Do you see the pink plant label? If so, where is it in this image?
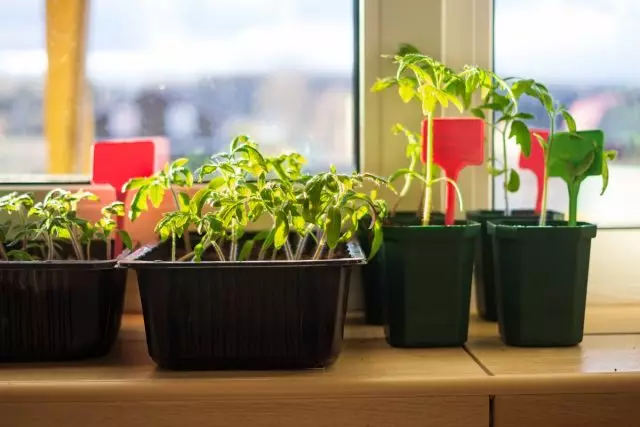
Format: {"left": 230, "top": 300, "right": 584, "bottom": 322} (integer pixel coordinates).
{"left": 518, "top": 129, "right": 548, "bottom": 214}
{"left": 91, "top": 137, "right": 170, "bottom": 253}
{"left": 422, "top": 117, "right": 484, "bottom": 225}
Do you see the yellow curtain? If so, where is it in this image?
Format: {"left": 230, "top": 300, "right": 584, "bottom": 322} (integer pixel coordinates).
{"left": 45, "top": 0, "right": 91, "bottom": 174}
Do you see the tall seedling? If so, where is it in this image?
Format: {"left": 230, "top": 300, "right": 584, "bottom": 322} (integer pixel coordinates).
{"left": 520, "top": 80, "right": 617, "bottom": 225}
{"left": 372, "top": 52, "right": 514, "bottom": 225}
{"left": 471, "top": 79, "right": 535, "bottom": 215}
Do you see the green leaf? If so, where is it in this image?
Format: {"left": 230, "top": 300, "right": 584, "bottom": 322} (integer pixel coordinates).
{"left": 122, "top": 177, "right": 148, "bottom": 192}
{"left": 575, "top": 150, "right": 596, "bottom": 177}
{"left": 601, "top": 150, "right": 617, "bottom": 195}
{"left": 190, "top": 188, "right": 209, "bottom": 216}
{"left": 398, "top": 81, "right": 415, "bottom": 103}
{"left": 149, "top": 184, "right": 165, "bottom": 208}
{"left": 397, "top": 43, "right": 420, "bottom": 55}
{"left": 371, "top": 77, "right": 397, "bottom": 92}
{"left": 7, "top": 249, "right": 33, "bottom": 261}
{"left": 471, "top": 108, "right": 485, "bottom": 119}
{"left": 442, "top": 91, "right": 464, "bottom": 113}
{"left": 325, "top": 206, "right": 341, "bottom": 249}
{"left": 511, "top": 79, "right": 534, "bottom": 98}
{"left": 292, "top": 215, "right": 306, "bottom": 231}
{"left": 178, "top": 192, "right": 190, "bottom": 213}
{"left": 505, "top": 169, "right": 520, "bottom": 192}
{"left": 560, "top": 109, "right": 577, "bottom": 133}
{"left": 101, "top": 201, "right": 125, "bottom": 217}
{"left": 230, "top": 135, "right": 250, "bottom": 151}
{"left": 184, "top": 169, "right": 194, "bottom": 187}
{"left": 509, "top": 120, "right": 531, "bottom": 157}
{"left": 549, "top": 130, "right": 604, "bottom": 185}
{"left": 369, "top": 221, "right": 383, "bottom": 260}
{"left": 172, "top": 158, "right": 189, "bottom": 169}
{"left": 486, "top": 163, "right": 505, "bottom": 177}
{"left": 193, "top": 241, "right": 205, "bottom": 262}
{"left": 513, "top": 112, "right": 535, "bottom": 120}
{"left": 532, "top": 132, "right": 548, "bottom": 150}
{"left": 274, "top": 211, "right": 289, "bottom": 249}
{"left": 129, "top": 188, "right": 149, "bottom": 220}
{"left": 419, "top": 85, "right": 438, "bottom": 115}
{"left": 118, "top": 230, "right": 133, "bottom": 250}
{"left": 238, "top": 240, "right": 255, "bottom": 261}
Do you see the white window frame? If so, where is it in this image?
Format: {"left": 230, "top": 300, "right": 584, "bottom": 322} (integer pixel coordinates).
{"left": 361, "top": 0, "right": 640, "bottom": 305}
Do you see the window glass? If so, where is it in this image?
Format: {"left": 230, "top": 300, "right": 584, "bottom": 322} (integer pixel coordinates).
{"left": 0, "top": 0, "right": 355, "bottom": 178}
{"left": 494, "top": 0, "right": 640, "bottom": 226}
{"left": 88, "top": 0, "right": 356, "bottom": 173}
{"left": 0, "top": 0, "right": 45, "bottom": 175}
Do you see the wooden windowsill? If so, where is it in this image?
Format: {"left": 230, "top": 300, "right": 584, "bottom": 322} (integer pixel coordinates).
{"left": 2, "top": 305, "right": 640, "bottom": 427}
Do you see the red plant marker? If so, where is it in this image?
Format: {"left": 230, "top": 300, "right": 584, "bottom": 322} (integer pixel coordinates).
{"left": 422, "top": 117, "right": 485, "bottom": 225}
{"left": 91, "top": 137, "right": 170, "bottom": 253}
{"left": 518, "top": 129, "right": 548, "bottom": 214}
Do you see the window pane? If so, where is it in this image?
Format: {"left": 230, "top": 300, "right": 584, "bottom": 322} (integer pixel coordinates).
{"left": 88, "top": 0, "right": 356, "bottom": 173}
{"left": 0, "top": 0, "right": 46, "bottom": 175}
{"left": 494, "top": 0, "right": 639, "bottom": 226}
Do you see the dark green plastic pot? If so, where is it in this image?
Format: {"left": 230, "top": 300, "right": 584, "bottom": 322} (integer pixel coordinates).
{"left": 382, "top": 219, "right": 480, "bottom": 347}
{"left": 488, "top": 218, "right": 597, "bottom": 347}
{"left": 358, "top": 212, "right": 444, "bottom": 325}
{"left": 466, "top": 209, "right": 565, "bottom": 322}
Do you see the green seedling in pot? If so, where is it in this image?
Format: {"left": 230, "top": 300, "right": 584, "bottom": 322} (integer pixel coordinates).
{"left": 373, "top": 50, "right": 515, "bottom": 225}
{"left": 521, "top": 79, "right": 618, "bottom": 226}
{"left": 471, "top": 78, "right": 536, "bottom": 215}
{"left": 386, "top": 123, "right": 441, "bottom": 217}
{"left": 549, "top": 130, "right": 617, "bottom": 226}
{"left": 126, "top": 136, "right": 388, "bottom": 262}
{"left": 123, "top": 157, "right": 195, "bottom": 253}
{"left": 0, "top": 190, "right": 131, "bottom": 261}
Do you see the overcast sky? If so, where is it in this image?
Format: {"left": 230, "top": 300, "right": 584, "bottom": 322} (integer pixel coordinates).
{"left": 495, "top": 0, "right": 640, "bottom": 85}
{"left": 0, "top": 0, "right": 637, "bottom": 86}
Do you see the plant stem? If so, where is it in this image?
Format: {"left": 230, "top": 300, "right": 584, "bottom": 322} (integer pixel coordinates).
{"left": 284, "top": 240, "right": 294, "bottom": 260}
{"left": 539, "top": 115, "right": 555, "bottom": 226}
{"left": 258, "top": 244, "right": 268, "bottom": 260}
{"left": 313, "top": 235, "right": 327, "bottom": 260}
{"left": 417, "top": 163, "right": 427, "bottom": 217}
{"left": 211, "top": 240, "right": 226, "bottom": 261}
{"left": 86, "top": 242, "right": 91, "bottom": 260}
{"left": 568, "top": 181, "right": 579, "bottom": 227}
{"left": 421, "top": 113, "right": 434, "bottom": 226}
{"left": 393, "top": 154, "right": 417, "bottom": 216}
{"left": 106, "top": 239, "right": 112, "bottom": 260}
{"left": 170, "top": 186, "right": 192, "bottom": 252}
{"left": 47, "top": 233, "right": 54, "bottom": 261}
{"left": 171, "top": 231, "right": 176, "bottom": 262}
{"left": 502, "top": 129, "right": 510, "bottom": 215}
{"left": 327, "top": 247, "right": 335, "bottom": 259}
{"left": 183, "top": 226, "right": 192, "bottom": 252}
{"left": 295, "top": 232, "right": 309, "bottom": 260}
{"left": 271, "top": 248, "right": 278, "bottom": 260}
{"left": 0, "top": 242, "right": 8, "bottom": 261}
{"left": 67, "top": 227, "right": 84, "bottom": 260}
{"left": 229, "top": 224, "right": 237, "bottom": 261}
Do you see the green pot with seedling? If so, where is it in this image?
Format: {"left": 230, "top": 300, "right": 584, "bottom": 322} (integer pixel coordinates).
{"left": 120, "top": 136, "right": 387, "bottom": 369}
{"left": 370, "top": 50, "right": 516, "bottom": 347}
{"left": 467, "top": 79, "right": 564, "bottom": 321}
{"left": 356, "top": 123, "right": 443, "bottom": 325}
{"left": 0, "top": 189, "right": 132, "bottom": 362}
{"left": 488, "top": 81, "right": 617, "bottom": 346}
